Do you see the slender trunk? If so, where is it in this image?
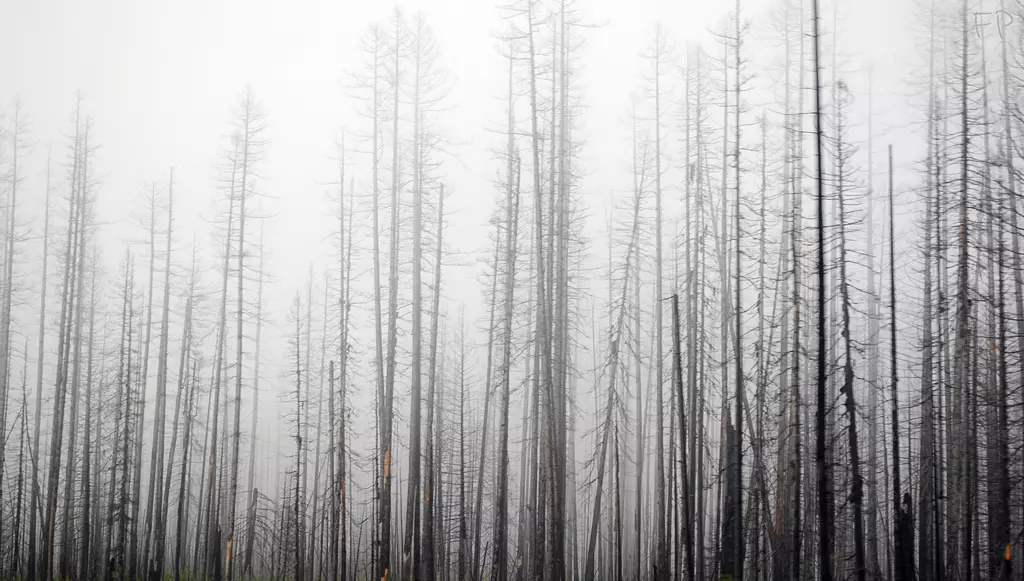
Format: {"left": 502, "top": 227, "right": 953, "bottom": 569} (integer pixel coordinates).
{"left": 132, "top": 179, "right": 158, "bottom": 581}
{"left": 227, "top": 94, "right": 257, "bottom": 581}
{"left": 403, "top": 22, "right": 425, "bottom": 577}
{"left": 380, "top": 15, "right": 404, "bottom": 581}
{"left": 458, "top": 323, "right": 468, "bottom": 581}
{"left": 173, "top": 270, "right": 197, "bottom": 581}
{"left": 835, "top": 94, "right": 866, "bottom": 580}
{"left": 421, "top": 185, "right": 445, "bottom": 581}
{"left": 45, "top": 105, "right": 83, "bottom": 581}
{"left": 369, "top": 27, "right": 386, "bottom": 581}
{"left": 0, "top": 109, "right": 24, "bottom": 539}
{"left": 146, "top": 170, "right": 175, "bottom": 581}
{"left": 811, "top": 0, "right": 832, "bottom": 577}
{"left": 78, "top": 256, "right": 97, "bottom": 581}
{"left": 889, "top": 146, "right": 914, "bottom": 581}
{"left": 672, "top": 295, "right": 694, "bottom": 581}
{"left": 205, "top": 135, "right": 239, "bottom": 581}
{"left": 652, "top": 40, "right": 667, "bottom": 581}
{"left": 491, "top": 92, "right": 520, "bottom": 581}
{"left": 27, "top": 152, "right": 52, "bottom": 581}
{"left": 243, "top": 226, "right": 266, "bottom": 579}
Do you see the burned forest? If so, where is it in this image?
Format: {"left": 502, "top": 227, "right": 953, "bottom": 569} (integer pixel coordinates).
{"left": 0, "top": 0, "right": 1022, "bottom": 580}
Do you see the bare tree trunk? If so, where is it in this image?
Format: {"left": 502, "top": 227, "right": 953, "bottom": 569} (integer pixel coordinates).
{"left": 44, "top": 103, "right": 84, "bottom": 581}
{"left": 291, "top": 295, "right": 307, "bottom": 581}
{"left": 834, "top": 87, "right": 866, "bottom": 581}
{"left": 888, "top": 145, "right": 914, "bottom": 581}
{"left": 421, "top": 185, "right": 445, "bottom": 581}
{"left": 379, "top": 14, "right": 405, "bottom": 581}
{"left": 308, "top": 270, "right": 327, "bottom": 581}
{"left": 205, "top": 132, "right": 240, "bottom": 581}
{"left": 340, "top": 175, "right": 354, "bottom": 581}
{"left": 227, "top": 90, "right": 262, "bottom": 581}
{"left": 672, "top": 294, "right": 694, "bottom": 581}
{"left": 403, "top": 18, "right": 425, "bottom": 578}
{"left": 651, "top": 34, "right": 668, "bottom": 581}
{"left": 132, "top": 177, "right": 158, "bottom": 581}
{"left": 329, "top": 360, "right": 339, "bottom": 581}
{"left": 366, "top": 25, "right": 386, "bottom": 581}
{"left": 728, "top": 4, "right": 745, "bottom": 575}
{"left": 78, "top": 252, "right": 98, "bottom": 581}
{"left": 458, "top": 321, "right": 468, "bottom": 581}
{"left": 0, "top": 108, "right": 26, "bottom": 538}
{"left": 491, "top": 73, "right": 521, "bottom": 581}
{"left": 241, "top": 225, "right": 265, "bottom": 580}
{"left": 107, "top": 249, "right": 136, "bottom": 581}
{"left": 14, "top": 344, "right": 29, "bottom": 581}
{"left": 59, "top": 145, "right": 89, "bottom": 579}
{"left": 865, "top": 74, "right": 883, "bottom": 581}
{"left": 27, "top": 151, "right": 53, "bottom": 581}
{"left": 145, "top": 169, "right": 175, "bottom": 581}
{"left": 811, "top": 0, "right": 833, "bottom": 577}
{"left": 173, "top": 260, "right": 197, "bottom": 581}
{"left": 950, "top": 4, "right": 971, "bottom": 578}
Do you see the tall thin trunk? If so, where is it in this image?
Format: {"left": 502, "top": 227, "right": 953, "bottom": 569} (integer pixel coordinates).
{"left": 491, "top": 85, "right": 521, "bottom": 581}
{"left": 652, "top": 36, "right": 667, "bottom": 581}
{"left": 227, "top": 92, "right": 258, "bottom": 581}
{"left": 27, "top": 151, "right": 52, "bottom": 581}
{"left": 889, "top": 145, "right": 914, "bottom": 581}
{"left": 951, "top": 3, "right": 971, "bottom": 578}
{"left": 78, "top": 253, "right": 97, "bottom": 581}
{"left": 730, "top": 4, "right": 745, "bottom": 575}
{"left": 0, "top": 107, "right": 25, "bottom": 526}
{"left": 329, "top": 360, "right": 339, "bottom": 581}
{"left": 146, "top": 169, "right": 175, "bottom": 581}
{"left": 835, "top": 90, "right": 866, "bottom": 581}
{"left": 865, "top": 72, "right": 882, "bottom": 581}
{"left": 173, "top": 263, "right": 197, "bottom": 581}
{"left": 369, "top": 25, "right": 386, "bottom": 581}
{"left": 307, "top": 270, "right": 326, "bottom": 581}
{"left": 205, "top": 134, "right": 240, "bottom": 581}
{"left": 672, "top": 294, "right": 694, "bottom": 581}
{"left": 108, "top": 250, "right": 136, "bottom": 581}
{"left": 403, "top": 19, "right": 425, "bottom": 578}
{"left": 811, "top": 0, "right": 832, "bottom": 577}
{"left": 379, "top": 15, "right": 404, "bottom": 581}
{"left": 44, "top": 103, "right": 83, "bottom": 581}
{"left": 458, "top": 321, "right": 468, "bottom": 581}
{"left": 421, "top": 185, "right": 445, "bottom": 581}
{"left": 133, "top": 178, "right": 158, "bottom": 581}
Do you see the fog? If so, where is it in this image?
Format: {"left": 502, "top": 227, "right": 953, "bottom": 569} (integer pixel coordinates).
{"left": 0, "top": 0, "right": 1011, "bottom": 580}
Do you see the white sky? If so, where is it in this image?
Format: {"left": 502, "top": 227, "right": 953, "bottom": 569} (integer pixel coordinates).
{"left": 0, "top": 0, "right": 919, "bottom": 293}
{"left": 0, "top": 0, "right": 927, "bottom": 485}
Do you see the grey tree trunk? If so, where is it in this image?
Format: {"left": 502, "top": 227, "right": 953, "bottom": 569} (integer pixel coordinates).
{"left": 227, "top": 90, "right": 262, "bottom": 581}
{"left": 243, "top": 224, "right": 265, "bottom": 580}
{"left": 489, "top": 95, "right": 520, "bottom": 581}
{"left": 77, "top": 251, "right": 97, "bottom": 581}
{"left": 204, "top": 131, "right": 239, "bottom": 581}
{"left": 834, "top": 86, "right": 866, "bottom": 581}
{"left": 811, "top": 0, "right": 833, "bottom": 578}
{"left": 44, "top": 104, "right": 84, "bottom": 581}
{"left": 173, "top": 259, "right": 197, "bottom": 581}
{"left": 27, "top": 151, "right": 53, "bottom": 581}
{"left": 146, "top": 168, "right": 175, "bottom": 581}
{"left": 379, "top": 14, "right": 405, "bottom": 581}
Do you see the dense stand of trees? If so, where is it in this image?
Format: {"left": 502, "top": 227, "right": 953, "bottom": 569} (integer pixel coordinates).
{"left": 4, "top": 0, "right": 1024, "bottom": 580}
